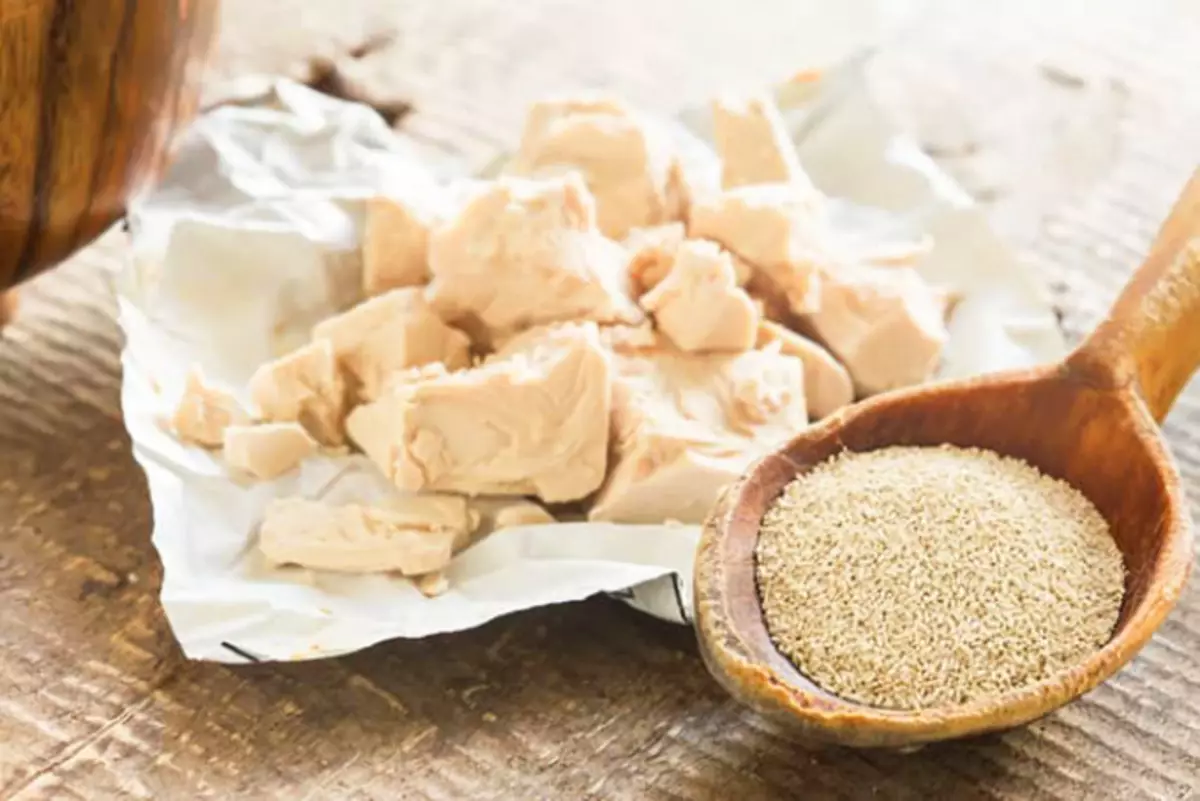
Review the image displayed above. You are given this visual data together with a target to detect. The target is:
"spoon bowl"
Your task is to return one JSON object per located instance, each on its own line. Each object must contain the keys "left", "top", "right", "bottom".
{"left": 694, "top": 168, "right": 1200, "bottom": 748}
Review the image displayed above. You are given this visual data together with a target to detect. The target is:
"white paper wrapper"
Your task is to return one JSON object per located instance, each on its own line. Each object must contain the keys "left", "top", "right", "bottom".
{"left": 119, "top": 67, "right": 1064, "bottom": 663}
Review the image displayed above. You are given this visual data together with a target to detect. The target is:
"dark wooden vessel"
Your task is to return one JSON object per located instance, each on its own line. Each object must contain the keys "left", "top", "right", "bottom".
{"left": 0, "top": 0, "right": 219, "bottom": 287}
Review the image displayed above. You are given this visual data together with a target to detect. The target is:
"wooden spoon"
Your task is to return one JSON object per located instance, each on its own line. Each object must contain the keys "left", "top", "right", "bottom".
{"left": 694, "top": 168, "right": 1199, "bottom": 748}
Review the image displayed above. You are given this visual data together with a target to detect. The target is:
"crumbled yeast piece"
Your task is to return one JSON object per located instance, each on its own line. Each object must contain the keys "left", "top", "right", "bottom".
{"left": 426, "top": 174, "right": 640, "bottom": 347}
{"left": 625, "top": 223, "right": 752, "bottom": 297}
{"left": 258, "top": 497, "right": 464, "bottom": 575}
{"left": 467, "top": 497, "right": 558, "bottom": 532}
{"left": 378, "top": 492, "right": 480, "bottom": 553}
{"left": 414, "top": 571, "right": 450, "bottom": 597}
{"left": 493, "top": 501, "right": 557, "bottom": 529}
{"left": 711, "top": 93, "right": 812, "bottom": 190}
{"left": 624, "top": 223, "right": 686, "bottom": 296}
{"left": 249, "top": 339, "right": 347, "bottom": 446}
{"left": 312, "top": 288, "right": 471, "bottom": 401}
{"left": 346, "top": 322, "right": 612, "bottom": 503}
{"left": 418, "top": 496, "right": 558, "bottom": 555}
{"left": 755, "top": 321, "right": 853, "bottom": 418}
{"left": 805, "top": 264, "right": 948, "bottom": 395}
{"left": 375, "top": 362, "right": 454, "bottom": 399}
{"left": 223, "top": 422, "right": 318, "bottom": 480}
{"left": 171, "top": 368, "right": 249, "bottom": 448}
{"left": 688, "top": 182, "right": 832, "bottom": 315}
{"left": 362, "top": 195, "right": 438, "bottom": 296}
{"left": 640, "top": 240, "right": 758, "bottom": 353}
{"left": 508, "top": 96, "right": 683, "bottom": 238}
{"left": 599, "top": 321, "right": 660, "bottom": 353}
{"left": 588, "top": 343, "right": 807, "bottom": 524}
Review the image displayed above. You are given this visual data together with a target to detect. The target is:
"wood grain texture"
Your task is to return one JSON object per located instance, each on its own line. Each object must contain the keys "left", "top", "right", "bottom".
{"left": 2, "top": 1, "right": 1200, "bottom": 798}
{"left": 0, "top": 0, "right": 217, "bottom": 288}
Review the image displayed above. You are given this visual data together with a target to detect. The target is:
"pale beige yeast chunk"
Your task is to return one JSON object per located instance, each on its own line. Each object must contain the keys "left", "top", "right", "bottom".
{"left": 712, "top": 93, "right": 811, "bottom": 189}
{"left": 493, "top": 501, "right": 557, "bottom": 529}
{"left": 806, "top": 264, "right": 948, "bottom": 395}
{"left": 258, "top": 498, "right": 458, "bottom": 575}
{"left": 362, "top": 196, "right": 436, "bottom": 296}
{"left": 640, "top": 240, "right": 758, "bottom": 353}
{"left": 249, "top": 339, "right": 347, "bottom": 445}
{"left": 756, "top": 321, "right": 853, "bottom": 418}
{"left": 312, "top": 288, "right": 470, "bottom": 401}
{"left": 688, "top": 183, "right": 831, "bottom": 314}
{"left": 378, "top": 492, "right": 480, "bottom": 553}
{"left": 426, "top": 175, "right": 640, "bottom": 346}
{"left": 171, "top": 368, "right": 249, "bottom": 448}
{"left": 625, "top": 223, "right": 751, "bottom": 297}
{"left": 509, "top": 96, "right": 680, "bottom": 238}
{"left": 223, "top": 422, "right": 318, "bottom": 480}
{"left": 433, "top": 496, "right": 558, "bottom": 554}
{"left": 624, "top": 223, "right": 686, "bottom": 296}
{"left": 470, "top": 497, "right": 558, "bottom": 532}
{"left": 589, "top": 343, "right": 806, "bottom": 524}
{"left": 414, "top": 571, "right": 450, "bottom": 597}
{"left": 599, "top": 321, "right": 660, "bottom": 353}
{"left": 347, "top": 322, "right": 612, "bottom": 503}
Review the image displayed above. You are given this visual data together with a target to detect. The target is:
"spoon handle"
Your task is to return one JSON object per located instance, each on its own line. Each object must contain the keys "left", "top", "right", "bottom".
{"left": 1068, "top": 167, "right": 1200, "bottom": 423}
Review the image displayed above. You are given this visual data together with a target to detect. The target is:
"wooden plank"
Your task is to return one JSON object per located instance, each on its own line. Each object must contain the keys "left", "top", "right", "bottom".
{"left": 1, "top": 1, "right": 1198, "bottom": 798}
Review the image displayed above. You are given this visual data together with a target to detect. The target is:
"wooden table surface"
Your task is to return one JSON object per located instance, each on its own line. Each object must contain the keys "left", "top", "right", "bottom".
{"left": 2, "top": 1, "right": 1200, "bottom": 798}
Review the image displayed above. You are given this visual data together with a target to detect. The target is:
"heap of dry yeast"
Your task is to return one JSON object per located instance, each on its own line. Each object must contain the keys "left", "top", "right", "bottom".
{"left": 756, "top": 445, "right": 1125, "bottom": 710}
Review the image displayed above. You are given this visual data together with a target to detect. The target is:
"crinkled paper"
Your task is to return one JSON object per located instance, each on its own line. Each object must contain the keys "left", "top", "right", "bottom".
{"left": 120, "top": 64, "right": 1064, "bottom": 662}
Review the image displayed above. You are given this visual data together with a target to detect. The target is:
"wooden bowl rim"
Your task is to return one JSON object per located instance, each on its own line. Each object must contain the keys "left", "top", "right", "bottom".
{"left": 693, "top": 368, "right": 1195, "bottom": 747}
